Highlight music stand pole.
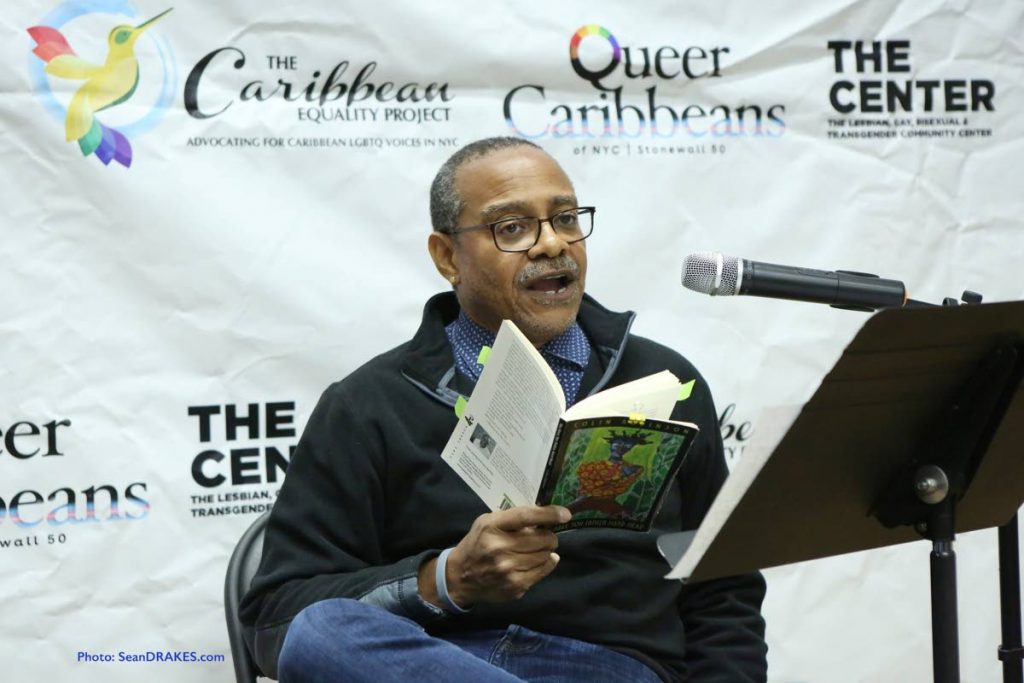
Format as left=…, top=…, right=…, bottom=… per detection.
left=920, top=493, right=959, bottom=683
left=999, top=514, right=1024, bottom=683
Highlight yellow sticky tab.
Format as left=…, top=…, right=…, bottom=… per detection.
left=678, top=380, right=695, bottom=401
left=477, top=346, right=491, bottom=366
left=454, top=396, right=468, bottom=418
left=627, top=412, right=645, bottom=425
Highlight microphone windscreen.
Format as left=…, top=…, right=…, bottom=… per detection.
left=682, top=252, right=742, bottom=296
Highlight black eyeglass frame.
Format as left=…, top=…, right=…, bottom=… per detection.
left=441, top=206, right=596, bottom=253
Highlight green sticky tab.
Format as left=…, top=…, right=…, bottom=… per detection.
left=678, top=380, right=696, bottom=401
left=477, top=345, right=491, bottom=366
left=454, top=395, right=468, bottom=418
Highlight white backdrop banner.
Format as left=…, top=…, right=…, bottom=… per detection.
left=2, top=0, right=1022, bottom=681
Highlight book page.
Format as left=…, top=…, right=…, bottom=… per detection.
left=440, top=320, right=566, bottom=511
left=564, top=370, right=681, bottom=422
left=664, top=404, right=802, bottom=579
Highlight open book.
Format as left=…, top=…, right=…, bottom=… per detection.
left=441, top=320, right=699, bottom=531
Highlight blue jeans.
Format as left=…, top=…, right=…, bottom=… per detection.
left=278, top=598, right=664, bottom=682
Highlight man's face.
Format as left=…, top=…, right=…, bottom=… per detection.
left=434, top=147, right=588, bottom=346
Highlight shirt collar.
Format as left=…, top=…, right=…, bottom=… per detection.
left=447, top=312, right=590, bottom=372
left=540, top=319, right=590, bottom=369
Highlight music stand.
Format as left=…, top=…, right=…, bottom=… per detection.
left=659, top=300, right=1024, bottom=683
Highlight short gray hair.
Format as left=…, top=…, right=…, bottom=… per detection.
left=429, top=137, right=542, bottom=233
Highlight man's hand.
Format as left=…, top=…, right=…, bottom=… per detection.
left=418, top=505, right=570, bottom=609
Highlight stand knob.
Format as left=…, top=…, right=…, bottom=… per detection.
left=960, top=290, right=983, bottom=305
left=914, top=465, right=950, bottom=504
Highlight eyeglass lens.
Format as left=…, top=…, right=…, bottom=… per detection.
left=493, top=209, right=592, bottom=251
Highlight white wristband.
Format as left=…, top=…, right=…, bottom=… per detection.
left=435, top=547, right=470, bottom=614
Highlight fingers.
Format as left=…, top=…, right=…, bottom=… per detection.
left=493, top=505, right=571, bottom=532
left=504, top=526, right=559, bottom=554
left=506, top=552, right=561, bottom=599
left=445, top=507, right=570, bottom=606
left=466, top=518, right=557, bottom=556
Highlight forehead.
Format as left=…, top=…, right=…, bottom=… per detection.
left=454, top=147, right=576, bottom=219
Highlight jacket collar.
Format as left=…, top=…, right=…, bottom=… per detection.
left=400, top=291, right=636, bottom=406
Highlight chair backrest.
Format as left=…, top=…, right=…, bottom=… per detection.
left=225, top=510, right=272, bottom=683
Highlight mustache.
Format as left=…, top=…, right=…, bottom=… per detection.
left=516, top=255, right=581, bottom=286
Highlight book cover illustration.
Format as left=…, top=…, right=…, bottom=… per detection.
left=542, top=418, right=696, bottom=531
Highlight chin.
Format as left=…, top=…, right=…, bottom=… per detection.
left=516, top=310, right=578, bottom=347
left=511, top=283, right=584, bottom=344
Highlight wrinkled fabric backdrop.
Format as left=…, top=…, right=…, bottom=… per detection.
left=2, top=1, right=1022, bottom=680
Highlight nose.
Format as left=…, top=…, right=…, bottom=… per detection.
left=528, top=219, right=568, bottom=259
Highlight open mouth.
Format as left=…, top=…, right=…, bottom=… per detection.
left=525, top=272, right=575, bottom=295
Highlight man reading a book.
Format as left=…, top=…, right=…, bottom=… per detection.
left=240, top=137, right=768, bottom=682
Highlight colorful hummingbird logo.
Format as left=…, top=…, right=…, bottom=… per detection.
left=28, top=8, right=173, bottom=167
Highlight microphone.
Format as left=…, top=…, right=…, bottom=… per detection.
left=682, top=252, right=908, bottom=311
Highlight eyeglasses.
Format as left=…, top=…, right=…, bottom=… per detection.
left=443, top=206, right=595, bottom=253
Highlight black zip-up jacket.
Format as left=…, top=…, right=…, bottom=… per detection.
left=240, top=292, right=767, bottom=681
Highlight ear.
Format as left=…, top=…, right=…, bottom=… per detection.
left=428, top=231, right=460, bottom=285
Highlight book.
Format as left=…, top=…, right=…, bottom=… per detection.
left=440, top=319, right=699, bottom=532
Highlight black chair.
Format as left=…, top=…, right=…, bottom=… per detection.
left=225, top=509, right=272, bottom=683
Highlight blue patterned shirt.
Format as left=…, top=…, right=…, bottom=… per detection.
left=445, top=311, right=592, bottom=406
